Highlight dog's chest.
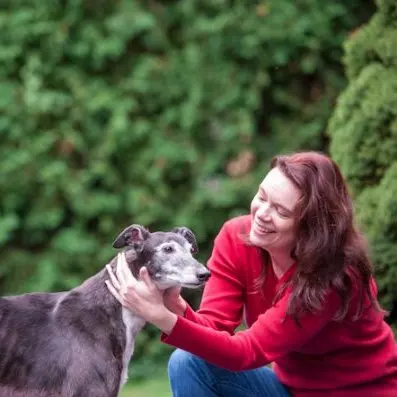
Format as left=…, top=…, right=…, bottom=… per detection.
left=120, top=308, right=146, bottom=387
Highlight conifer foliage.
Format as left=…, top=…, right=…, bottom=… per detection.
left=328, top=0, right=397, bottom=321
left=0, top=0, right=374, bottom=372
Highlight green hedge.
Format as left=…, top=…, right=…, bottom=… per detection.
left=328, top=0, right=397, bottom=322
left=0, top=0, right=373, bottom=375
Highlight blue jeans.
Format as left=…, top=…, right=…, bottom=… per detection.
left=168, top=349, right=292, bottom=397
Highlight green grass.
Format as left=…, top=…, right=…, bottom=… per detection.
left=120, top=371, right=171, bottom=397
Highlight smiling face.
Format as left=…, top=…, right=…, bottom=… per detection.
left=250, top=167, right=301, bottom=254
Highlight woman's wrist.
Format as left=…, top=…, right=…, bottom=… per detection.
left=153, top=309, right=178, bottom=335
left=176, top=296, right=187, bottom=316
left=165, top=295, right=187, bottom=317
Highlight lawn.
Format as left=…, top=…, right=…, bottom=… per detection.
left=120, top=371, right=171, bottom=397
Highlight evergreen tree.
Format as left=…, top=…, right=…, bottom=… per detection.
left=328, top=0, right=397, bottom=323
left=0, top=0, right=375, bottom=373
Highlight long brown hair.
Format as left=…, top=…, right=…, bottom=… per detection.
left=269, top=151, right=380, bottom=321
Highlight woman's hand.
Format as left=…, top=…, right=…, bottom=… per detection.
left=105, top=252, right=177, bottom=334
left=163, top=287, right=187, bottom=317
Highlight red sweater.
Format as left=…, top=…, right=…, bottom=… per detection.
left=162, top=215, right=397, bottom=397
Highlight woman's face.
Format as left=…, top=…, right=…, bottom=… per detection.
left=250, top=167, right=301, bottom=253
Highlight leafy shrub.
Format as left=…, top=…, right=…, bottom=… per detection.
left=0, top=0, right=374, bottom=373
left=328, top=0, right=397, bottom=323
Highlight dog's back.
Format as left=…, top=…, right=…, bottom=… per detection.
left=0, top=386, right=61, bottom=397
left=0, top=273, right=125, bottom=397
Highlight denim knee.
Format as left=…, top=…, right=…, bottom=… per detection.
left=168, top=349, right=199, bottom=379
left=168, top=350, right=220, bottom=396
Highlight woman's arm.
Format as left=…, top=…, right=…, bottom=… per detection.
left=165, top=219, right=247, bottom=334
left=106, top=250, right=340, bottom=372
left=160, top=288, right=340, bottom=371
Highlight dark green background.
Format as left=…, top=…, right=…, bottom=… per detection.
left=2, top=0, right=395, bottom=381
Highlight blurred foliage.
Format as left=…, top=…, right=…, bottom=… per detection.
left=328, top=0, right=397, bottom=325
left=0, top=0, right=374, bottom=377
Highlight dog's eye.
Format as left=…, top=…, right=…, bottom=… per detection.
left=162, top=245, right=174, bottom=254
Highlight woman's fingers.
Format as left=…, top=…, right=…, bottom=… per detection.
left=119, top=252, right=137, bottom=284
left=139, top=267, right=156, bottom=291
left=106, top=264, right=121, bottom=290
left=139, top=266, right=149, bottom=283
left=105, top=280, right=123, bottom=304
left=116, top=253, right=126, bottom=287
left=121, top=252, right=137, bottom=284
left=106, top=252, right=138, bottom=296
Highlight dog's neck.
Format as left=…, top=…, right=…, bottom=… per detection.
left=71, top=258, right=147, bottom=389
left=71, top=257, right=142, bottom=318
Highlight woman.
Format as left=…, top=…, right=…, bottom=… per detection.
left=106, top=151, right=397, bottom=397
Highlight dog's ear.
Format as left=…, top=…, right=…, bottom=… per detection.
left=172, top=227, right=198, bottom=254
left=113, top=225, right=150, bottom=250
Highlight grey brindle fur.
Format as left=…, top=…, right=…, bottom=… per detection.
left=0, top=225, right=210, bottom=397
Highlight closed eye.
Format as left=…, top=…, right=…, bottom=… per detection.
left=257, top=193, right=267, bottom=202
left=277, top=211, right=289, bottom=218
left=276, top=206, right=291, bottom=218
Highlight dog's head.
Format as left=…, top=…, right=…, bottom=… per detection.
left=112, top=225, right=210, bottom=289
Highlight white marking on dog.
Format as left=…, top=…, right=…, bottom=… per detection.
left=183, top=241, right=193, bottom=253
left=119, top=308, right=146, bottom=390
left=52, top=294, right=64, bottom=316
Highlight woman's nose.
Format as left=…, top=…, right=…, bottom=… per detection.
left=256, top=202, right=271, bottom=219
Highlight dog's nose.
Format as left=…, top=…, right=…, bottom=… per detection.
left=197, top=269, right=211, bottom=282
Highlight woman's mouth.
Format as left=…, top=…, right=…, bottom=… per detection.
left=253, top=220, right=276, bottom=234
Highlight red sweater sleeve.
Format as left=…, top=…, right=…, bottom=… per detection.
left=182, top=220, right=245, bottom=334
left=162, top=289, right=340, bottom=371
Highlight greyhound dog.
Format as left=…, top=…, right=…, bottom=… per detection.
left=0, top=224, right=210, bottom=397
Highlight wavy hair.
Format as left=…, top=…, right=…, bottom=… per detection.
left=268, top=152, right=381, bottom=321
